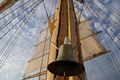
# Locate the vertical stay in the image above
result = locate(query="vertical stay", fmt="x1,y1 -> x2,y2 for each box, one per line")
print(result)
22,28 -> 51,80
46,0 -> 62,80
39,27 -> 49,80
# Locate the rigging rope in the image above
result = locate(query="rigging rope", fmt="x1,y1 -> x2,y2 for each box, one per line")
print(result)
0,0 -> 44,70
39,0 -> 54,79
0,0 -> 35,19
83,3 -> 120,79
91,0 -> 120,37
84,2 -> 120,50
43,1 -> 49,19
97,0 -> 120,16
73,1 -> 120,79
0,12 -> 30,39
0,0 -> 41,30
0,0 -> 44,57
50,0 -> 55,16
101,30 -> 120,70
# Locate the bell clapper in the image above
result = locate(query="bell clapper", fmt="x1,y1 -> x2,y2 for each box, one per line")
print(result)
64,71 -> 67,80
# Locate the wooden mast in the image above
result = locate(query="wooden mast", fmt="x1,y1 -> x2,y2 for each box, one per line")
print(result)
47,0 -> 85,80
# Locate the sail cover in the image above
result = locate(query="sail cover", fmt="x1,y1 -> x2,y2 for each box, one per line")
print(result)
79,17 -> 107,61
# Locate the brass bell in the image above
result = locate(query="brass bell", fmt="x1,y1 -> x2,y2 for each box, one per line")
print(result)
47,38 -> 85,76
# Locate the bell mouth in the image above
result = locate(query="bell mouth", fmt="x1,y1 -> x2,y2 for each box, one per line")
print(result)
47,60 -> 85,76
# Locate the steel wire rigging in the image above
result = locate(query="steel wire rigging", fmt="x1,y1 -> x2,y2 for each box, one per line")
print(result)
0,0 -> 45,70
84,2 -> 120,50
0,0 -> 120,80
0,0 -> 42,30
82,2 -> 120,80
74,1 -> 120,79
88,0 -> 120,37
0,0 -> 46,40
0,0 -> 37,19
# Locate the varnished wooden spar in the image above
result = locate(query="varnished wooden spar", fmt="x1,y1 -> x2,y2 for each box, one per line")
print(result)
0,0 -> 18,13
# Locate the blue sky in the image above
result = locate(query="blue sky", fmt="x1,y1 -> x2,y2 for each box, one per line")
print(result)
0,0 -> 53,79
0,0 -> 120,80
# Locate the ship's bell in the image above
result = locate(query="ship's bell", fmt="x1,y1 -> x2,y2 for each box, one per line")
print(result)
47,38 -> 85,76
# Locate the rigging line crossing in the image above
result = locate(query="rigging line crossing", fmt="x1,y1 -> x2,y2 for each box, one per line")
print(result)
96,33 -> 119,80
0,11 -> 31,40
0,0 -> 44,40
0,0 -> 43,70
76,4 -> 84,24
0,0 -> 35,19
84,4 -> 120,79
0,16 -> 8,35
0,16 -> 32,71
45,6 -> 56,79
103,34 -> 120,73
84,4 -> 120,50
85,1 -> 120,39
85,2 -> 118,71
39,1 -> 52,79
0,0 -> 38,29
39,28 -> 49,80
0,0 -> 42,30
0,27 -> 22,69
73,3 -> 86,63
0,18 -> 27,69
0,14 -> 31,66
97,31 -> 120,71
1,0 -> 44,58
0,0 -> 44,57
96,18 -> 120,78
50,0 -> 55,16
43,2 -> 49,19
94,0 -> 120,37
46,35 -> 52,80
39,1 -> 56,78
97,0 -> 120,15
0,32 -> 21,70
92,13 -> 120,80
0,17 -> 28,57
88,1 -> 120,37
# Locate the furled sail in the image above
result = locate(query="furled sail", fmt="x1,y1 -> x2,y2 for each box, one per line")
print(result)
23,28 -> 51,80
0,0 -> 18,13
79,15 -> 108,61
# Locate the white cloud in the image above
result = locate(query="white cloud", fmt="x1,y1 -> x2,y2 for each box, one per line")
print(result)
31,27 -> 40,36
